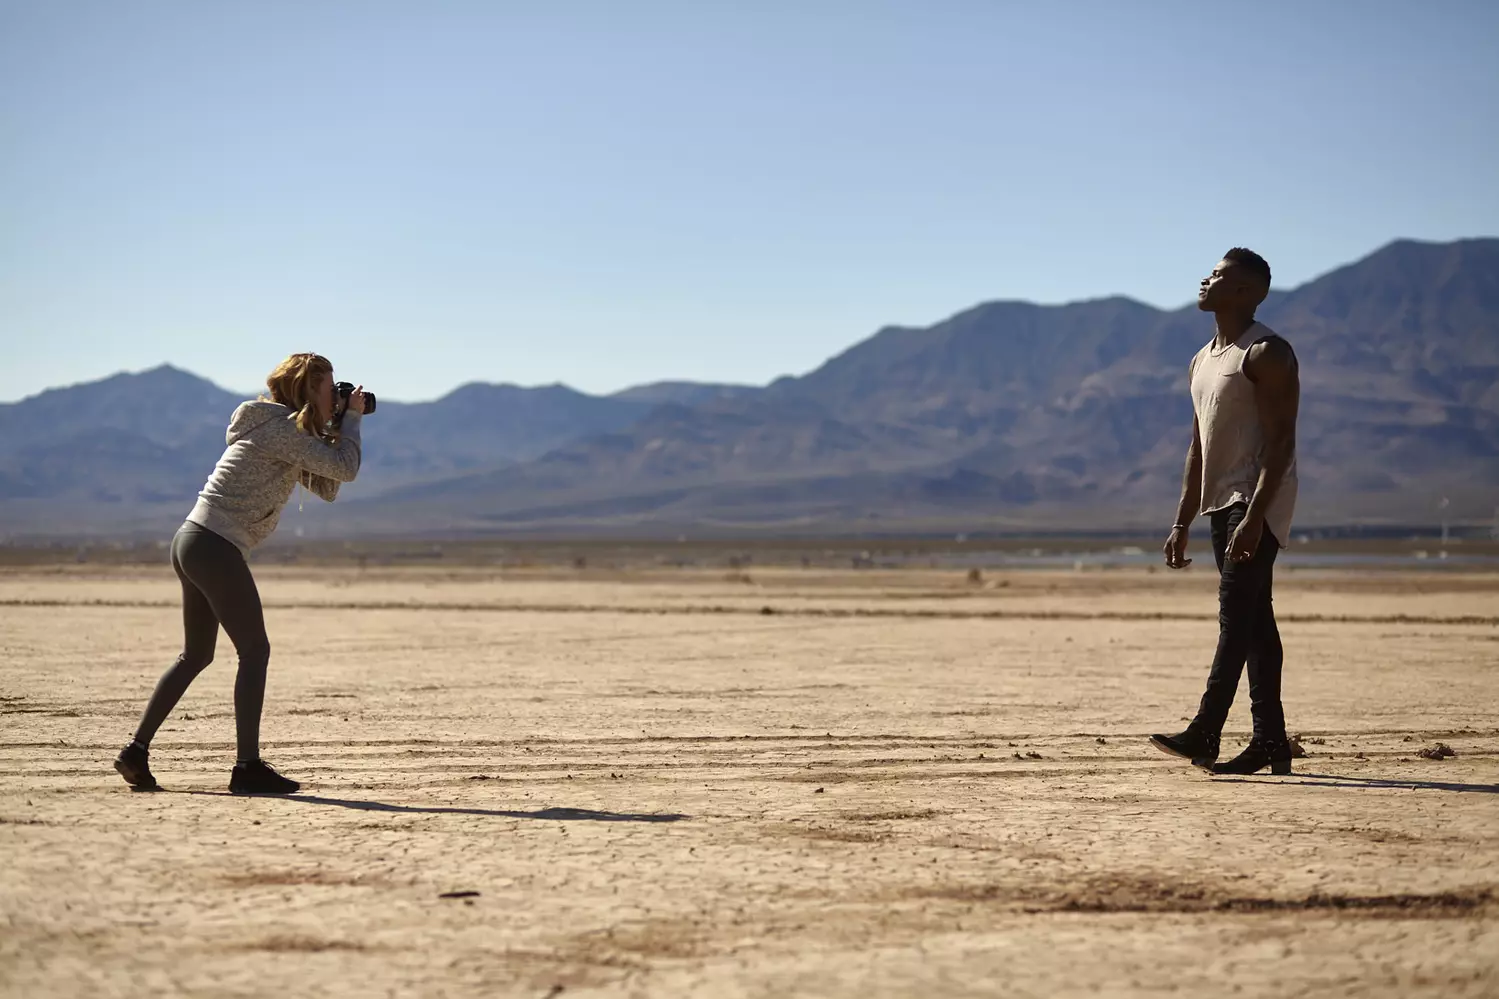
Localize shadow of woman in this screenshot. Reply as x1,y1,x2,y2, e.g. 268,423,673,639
175,790,689,821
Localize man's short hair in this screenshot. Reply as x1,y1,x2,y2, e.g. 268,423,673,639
1224,247,1271,287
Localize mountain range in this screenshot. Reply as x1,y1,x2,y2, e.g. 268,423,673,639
3,237,1496,542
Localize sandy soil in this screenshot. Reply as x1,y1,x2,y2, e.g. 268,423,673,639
2,564,1496,998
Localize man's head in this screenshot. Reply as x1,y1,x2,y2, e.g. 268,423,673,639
1198,247,1271,315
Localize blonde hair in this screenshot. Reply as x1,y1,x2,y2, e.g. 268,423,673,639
263,352,336,440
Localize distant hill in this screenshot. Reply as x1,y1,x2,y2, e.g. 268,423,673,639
3,237,1496,541
369,383,651,489
609,381,761,407
0,370,655,508
336,238,1499,533
0,366,241,508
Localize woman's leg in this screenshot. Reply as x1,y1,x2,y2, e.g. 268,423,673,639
170,525,271,764
130,527,221,748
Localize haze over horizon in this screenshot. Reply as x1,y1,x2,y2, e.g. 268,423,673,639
8,235,1492,407
4,1,1497,404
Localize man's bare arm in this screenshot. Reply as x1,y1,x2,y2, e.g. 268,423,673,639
1174,416,1203,527
1164,416,1202,568
1243,337,1299,528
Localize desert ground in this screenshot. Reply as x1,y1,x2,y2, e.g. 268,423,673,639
2,551,1497,998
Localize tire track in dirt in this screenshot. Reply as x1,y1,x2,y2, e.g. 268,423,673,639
7,597,1497,626
9,731,1494,791
892,874,1498,917
534,879,1497,980
5,728,1495,751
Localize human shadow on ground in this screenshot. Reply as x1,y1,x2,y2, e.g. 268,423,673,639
176,790,688,821
1213,771,1498,795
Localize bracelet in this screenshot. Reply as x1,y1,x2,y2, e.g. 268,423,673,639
1171,523,1188,530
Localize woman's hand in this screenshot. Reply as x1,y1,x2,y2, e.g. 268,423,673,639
343,385,367,417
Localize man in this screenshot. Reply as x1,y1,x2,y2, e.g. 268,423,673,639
1150,247,1300,776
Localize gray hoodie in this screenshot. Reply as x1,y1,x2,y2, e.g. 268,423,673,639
185,400,362,555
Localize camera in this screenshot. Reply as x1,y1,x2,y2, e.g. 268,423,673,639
335,381,376,415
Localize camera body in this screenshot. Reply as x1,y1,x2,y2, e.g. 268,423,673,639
335,381,376,415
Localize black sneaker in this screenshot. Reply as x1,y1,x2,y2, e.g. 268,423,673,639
1149,727,1220,769
113,743,159,791
229,760,301,795
1212,738,1292,776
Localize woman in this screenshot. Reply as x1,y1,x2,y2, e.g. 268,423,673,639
114,353,366,795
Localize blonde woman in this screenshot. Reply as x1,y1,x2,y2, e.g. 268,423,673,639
115,353,367,795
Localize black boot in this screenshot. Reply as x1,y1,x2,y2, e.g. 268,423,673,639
1149,727,1220,769
229,760,301,795
1212,737,1292,775
113,742,159,791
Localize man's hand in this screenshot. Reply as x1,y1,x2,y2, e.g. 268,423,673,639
1164,526,1193,569
1227,514,1264,563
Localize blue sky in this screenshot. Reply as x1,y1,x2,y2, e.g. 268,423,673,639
3,0,1495,403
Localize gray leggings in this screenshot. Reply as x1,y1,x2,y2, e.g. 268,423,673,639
133,522,270,762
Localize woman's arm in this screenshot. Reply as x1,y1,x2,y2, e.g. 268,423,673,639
259,410,363,483
299,470,342,502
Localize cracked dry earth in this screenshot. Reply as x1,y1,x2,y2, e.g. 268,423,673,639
2,565,1497,998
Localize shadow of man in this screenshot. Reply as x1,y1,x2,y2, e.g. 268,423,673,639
1213,771,1498,794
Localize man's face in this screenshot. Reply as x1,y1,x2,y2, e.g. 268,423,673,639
1198,259,1256,313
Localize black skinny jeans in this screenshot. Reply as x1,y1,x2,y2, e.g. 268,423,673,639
132,522,270,762
1193,503,1287,741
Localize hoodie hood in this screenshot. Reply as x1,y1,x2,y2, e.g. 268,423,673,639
227,400,294,444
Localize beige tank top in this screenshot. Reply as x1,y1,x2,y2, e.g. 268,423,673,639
1188,322,1298,548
